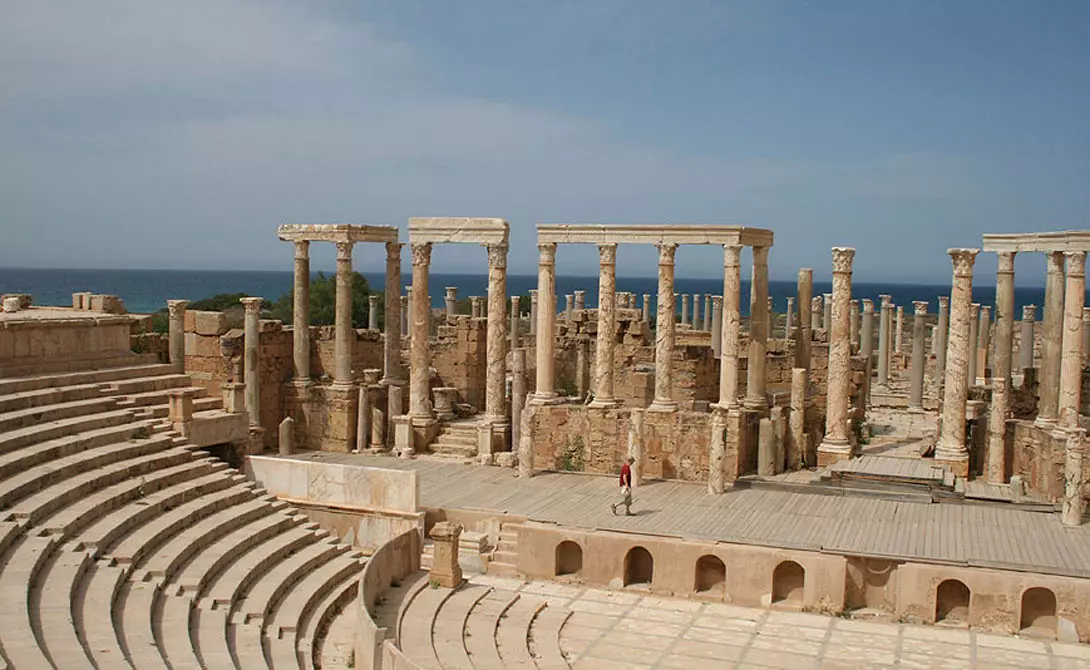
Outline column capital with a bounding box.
[385,241,404,261]
[167,299,189,317]
[723,244,742,268]
[1065,250,1087,278]
[938,295,950,308]
[997,250,1016,274]
[240,297,264,314]
[444,287,458,300]
[787,296,796,306]
[657,242,678,265]
[831,247,856,274]
[862,298,874,313]
[752,245,769,264]
[529,289,539,301]
[486,242,509,268]
[294,239,310,260]
[913,300,929,316]
[536,242,557,265]
[712,295,723,308]
[948,248,980,277]
[1046,249,1066,270]
[970,303,980,318]
[811,296,821,310]
[335,240,354,261]
[980,304,991,318]
[411,242,432,266]
[598,243,618,265]
[1023,304,1037,320]
[369,294,379,304]
[879,294,892,308]
[1082,307,1090,320]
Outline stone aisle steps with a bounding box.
[528,606,572,670]
[461,590,520,670]
[495,595,546,669]
[432,584,492,670]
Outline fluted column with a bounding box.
[796,269,813,371]
[1039,251,1066,426]
[369,294,380,331]
[167,300,188,373]
[818,248,855,463]
[994,251,1015,385]
[291,240,310,381]
[590,244,618,407]
[745,246,770,409]
[719,245,742,408]
[486,243,509,419]
[650,243,678,411]
[382,242,403,384]
[333,241,355,386]
[533,243,557,401]
[909,301,928,410]
[935,295,950,382]
[877,295,892,388]
[937,249,979,476]
[1020,305,1037,372]
[711,296,723,358]
[1060,251,1086,428]
[967,304,980,385]
[409,243,433,419]
[978,305,991,382]
[241,297,263,426]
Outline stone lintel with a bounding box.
[536,224,774,248]
[982,231,1090,253]
[408,217,510,245]
[277,223,399,245]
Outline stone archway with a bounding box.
[555,541,583,577]
[1020,587,1058,637]
[772,560,805,605]
[694,555,726,596]
[623,546,654,587]
[935,579,971,623]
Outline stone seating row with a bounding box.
[0,362,366,669]
[396,575,571,669]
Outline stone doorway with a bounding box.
[623,546,654,587]
[555,541,583,577]
[771,560,805,606]
[694,555,726,596]
[1019,587,1058,638]
[935,579,971,624]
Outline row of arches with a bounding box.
[555,542,1061,634]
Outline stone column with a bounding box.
[968,303,980,386]
[382,242,403,384]
[692,294,701,330]
[1039,251,1066,426]
[861,299,875,362]
[333,241,355,386]
[642,294,651,323]
[278,417,294,456]
[564,294,573,321]
[994,251,1016,386]
[745,246,770,409]
[470,296,482,318]
[444,287,457,317]
[978,305,991,382]
[810,295,822,330]
[719,245,742,408]
[936,249,979,477]
[986,377,1009,484]
[681,293,690,326]
[400,293,409,337]
[509,295,520,351]
[1020,305,1037,372]
[704,294,713,332]
[796,268,813,371]
[409,243,433,419]
[484,243,510,424]
[511,348,526,458]
[1059,251,1086,428]
[574,290,586,312]
[877,295,892,388]
[823,293,832,331]
[818,248,855,465]
[590,244,619,407]
[356,384,370,452]
[909,301,928,410]
[533,243,557,401]
[849,300,860,352]
[895,305,905,356]
[1083,308,1090,368]
[935,295,950,381]
[650,243,678,411]
[708,409,727,494]
[241,297,263,426]
[1062,429,1085,527]
[766,296,774,341]
[166,300,188,373]
[368,294,380,331]
[291,240,310,381]
[711,296,723,358]
[785,296,796,339]
[789,367,807,469]
[529,289,538,335]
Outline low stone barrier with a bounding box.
[353,529,421,670]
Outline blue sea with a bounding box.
[0,267,1057,317]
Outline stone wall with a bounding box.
[429,316,487,410]
[1011,421,1066,502]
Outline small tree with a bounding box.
[268,271,383,329]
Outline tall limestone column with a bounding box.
[528,289,538,335]
[711,296,723,358]
[400,292,409,337]
[680,294,690,326]
[533,243,558,401]
[409,243,434,419]
[590,243,619,408]
[650,243,679,411]
[486,243,510,418]
[967,304,980,385]
[382,242,403,385]
[333,241,355,386]
[704,294,713,332]
[1082,308,1090,368]
[1062,428,1086,527]
[796,268,813,371]
[509,296,520,351]
[241,297,264,426]
[167,300,188,373]
[574,290,586,312]
[861,299,875,361]
[936,249,979,477]
[511,348,526,463]
[692,294,701,330]
[719,245,742,408]
[978,305,992,381]
[444,287,458,318]
[810,295,822,330]
[823,293,832,331]
[785,296,796,339]
[1059,251,1086,428]
[1038,251,1066,426]
[368,294,380,331]
[745,246,770,409]
[986,376,1010,485]
[818,247,855,465]
[641,294,651,323]
[909,301,928,410]
[849,300,860,352]
[877,295,892,388]
[994,251,1016,385]
[291,240,310,381]
[935,295,950,382]
[1020,305,1037,372]
[895,306,905,355]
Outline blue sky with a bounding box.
[1,1,1088,283]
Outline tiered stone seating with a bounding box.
[0,362,366,669]
[396,578,571,669]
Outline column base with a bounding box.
[1034,415,1058,429]
[647,400,677,412]
[742,396,768,411]
[588,397,619,409]
[816,439,853,467]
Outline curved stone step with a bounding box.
[104,374,193,395]
[202,526,327,613]
[0,364,175,397]
[0,408,136,458]
[314,594,357,670]
[0,396,120,434]
[158,593,203,670]
[432,584,492,670]
[117,580,169,669]
[462,589,519,670]
[399,584,455,670]
[0,382,102,414]
[528,606,571,669]
[191,607,232,670]
[77,560,132,669]
[298,569,363,670]
[495,596,545,669]
[0,535,58,669]
[118,384,210,407]
[231,619,269,670]
[232,539,348,626]
[34,546,94,669]
[0,420,149,483]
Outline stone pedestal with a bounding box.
[279,417,294,456]
[428,522,464,588]
[393,415,414,458]
[167,300,188,372]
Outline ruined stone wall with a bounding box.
[1011,421,1065,502]
[429,316,487,410]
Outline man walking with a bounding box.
[610,456,635,516]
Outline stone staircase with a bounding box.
[0,362,365,669]
[395,574,571,669]
[429,419,481,459]
[486,523,521,578]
